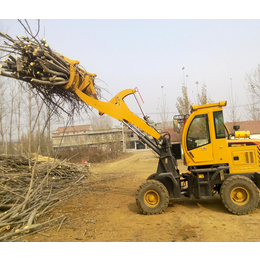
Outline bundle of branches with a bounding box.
[0,31,100,115]
[0,154,91,241]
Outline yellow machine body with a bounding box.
[182,101,260,174]
[50,54,260,216]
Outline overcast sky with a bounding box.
[1,17,260,125]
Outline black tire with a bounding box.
[136,180,169,215]
[220,175,260,215]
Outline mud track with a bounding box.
[26,150,260,242]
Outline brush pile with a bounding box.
[0,31,100,114]
[0,154,91,241]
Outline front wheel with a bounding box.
[146,173,156,180]
[220,175,260,215]
[136,180,169,215]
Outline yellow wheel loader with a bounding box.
[1,52,260,215]
[59,56,260,215]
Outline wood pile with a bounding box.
[0,23,101,241]
[0,154,91,241]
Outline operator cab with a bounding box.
[177,101,260,175]
[181,101,230,167]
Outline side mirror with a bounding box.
[173,120,181,133]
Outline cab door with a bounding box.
[212,110,229,164]
[185,114,214,163]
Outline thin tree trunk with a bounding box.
[36,95,42,154]
[28,88,32,167]
[9,84,15,154]
[17,86,21,153]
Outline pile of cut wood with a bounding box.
[0,154,91,241]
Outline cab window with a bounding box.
[187,114,210,151]
[213,111,228,139]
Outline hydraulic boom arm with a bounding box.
[75,87,161,139]
[61,55,164,155]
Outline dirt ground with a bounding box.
[25,150,260,242]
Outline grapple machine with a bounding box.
[1,33,260,215]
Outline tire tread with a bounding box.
[220,175,260,215]
[136,180,169,215]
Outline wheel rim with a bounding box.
[144,190,160,207]
[231,186,250,205]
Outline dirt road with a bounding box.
[26,150,260,242]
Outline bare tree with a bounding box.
[246,64,260,99]
[176,68,192,115]
[246,93,260,120]
[158,86,170,128]
[197,84,213,105]
[245,65,260,120]
[28,88,32,162]
[227,78,240,124]
[0,77,6,152]
[35,95,42,145]
[16,83,22,152]
[176,85,192,115]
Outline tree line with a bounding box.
[0,77,57,156]
[175,68,260,122]
[176,83,213,115]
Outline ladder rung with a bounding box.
[199,181,209,185]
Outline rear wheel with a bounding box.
[136,180,169,215]
[220,175,260,215]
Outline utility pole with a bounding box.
[122,123,126,152]
[182,67,185,87]
[196,81,199,104]
[182,67,189,87]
